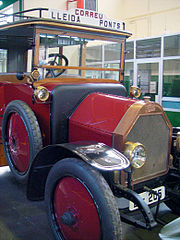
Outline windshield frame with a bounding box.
[33,26,127,81]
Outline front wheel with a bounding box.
[45,158,122,240]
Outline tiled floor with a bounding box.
[0,166,178,240]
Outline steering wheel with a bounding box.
[46,53,69,78]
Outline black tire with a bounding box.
[45,158,122,240]
[2,100,43,183]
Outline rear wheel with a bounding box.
[45,158,122,240]
[2,100,42,183]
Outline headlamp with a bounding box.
[124,141,147,169]
[129,86,141,98]
[31,69,41,80]
[34,86,49,102]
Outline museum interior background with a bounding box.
[0,0,180,126]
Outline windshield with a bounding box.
[37,32,124,81]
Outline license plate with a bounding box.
[129,186,165,211]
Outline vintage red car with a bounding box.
[0,7,179,240]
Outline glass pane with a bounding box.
[164,35,180,57]
[125,41,134,59]
[86,44,102,63]
[136,38,161,59]
[63,45,80,75]
[39,33,124,78]
[85,0,97,11]
[85,64,102,79]
[104,43,121,61]
[104,63,120,81]
[0,6,13,25]
[27,49,32,72]
[39,34,82,76]
[163,59,180,97]
[138,63,159,101]
[0,49,7,72]
[124,62,133,94]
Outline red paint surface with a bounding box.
[69,92,136,146]
[67,0,98,11]
[0,83,51,146]
[7,113,30,172]
[0,81,90,148]
[77,0,84,9]
[54,177,101,240]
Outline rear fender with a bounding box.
[27,141,130,201]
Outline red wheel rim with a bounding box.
[54,177,101,240]
[7,113,30,173]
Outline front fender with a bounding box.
[62,141,130,171]
[27,141,130,200]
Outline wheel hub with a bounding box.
[60,211,76,226]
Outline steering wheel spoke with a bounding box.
[46,53,69,78]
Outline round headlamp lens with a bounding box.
[31,69,40,80]
[129,86,141,98]
[34,86,49,102]
[124,142,147,169]
[131,145,146,168]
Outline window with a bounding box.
[124,62,133,93]
[86,64,102,79]
[0,5,13,25]
[125,41,134,60]
[164,35,180,57]
[86,44,102,64]
[104,63,120,81]
[104,43,121,61]
[39,33,124,79]
[0,49,7,72]
[85,0,97,11]
[136,38,161,59]
[163,59,180,97]
[39,34,83,76]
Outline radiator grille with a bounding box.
[126,114,170,182]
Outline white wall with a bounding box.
[24,0,66,10]
[98,0,180,38]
